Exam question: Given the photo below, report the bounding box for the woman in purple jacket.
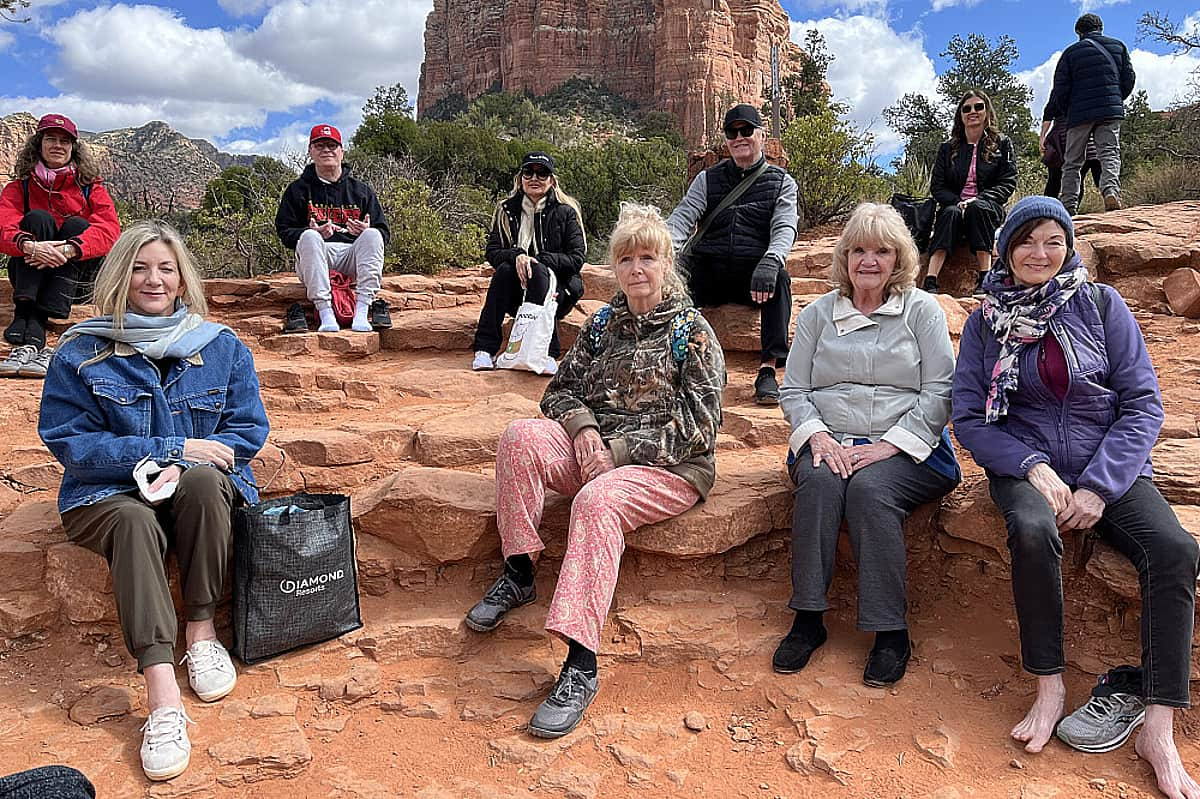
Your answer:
[953,196,1199,799]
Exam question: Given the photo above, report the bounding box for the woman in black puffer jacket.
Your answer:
[471,151,586,374]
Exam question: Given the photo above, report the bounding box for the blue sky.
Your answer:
[0,0,1196,162]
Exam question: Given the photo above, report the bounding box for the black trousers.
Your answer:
[472,262,581,358]
[1045,160,1101,202]
[0,766,95,799]
[8,210,100,319]
[989,473,1198,707]
[686,254,791,366]
[928,199,1005,258]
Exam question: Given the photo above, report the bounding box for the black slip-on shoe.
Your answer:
[772,626,828,674]
[863,641,912,687]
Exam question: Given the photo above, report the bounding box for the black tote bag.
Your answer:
[232,492,363,664]
[889,193,938,253]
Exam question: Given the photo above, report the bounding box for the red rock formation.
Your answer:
[418,0,803,145]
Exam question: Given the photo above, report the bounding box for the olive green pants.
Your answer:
[61,466,239,670]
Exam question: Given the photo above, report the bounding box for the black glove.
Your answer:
[750,257,780,299]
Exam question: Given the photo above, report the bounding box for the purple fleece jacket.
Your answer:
[952,284,1163,504]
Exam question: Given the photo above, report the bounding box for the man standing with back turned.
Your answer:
[1047,13,1136,215]
[668,104,798,406]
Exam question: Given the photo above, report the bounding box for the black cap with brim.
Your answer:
[521,151,555,173]
[723,104,764,133]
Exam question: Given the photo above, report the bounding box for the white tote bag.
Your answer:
[496,269,558,374]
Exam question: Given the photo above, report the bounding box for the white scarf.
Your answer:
[518,194,547,255]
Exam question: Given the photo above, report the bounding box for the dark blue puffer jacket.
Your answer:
[1046,32,1136,128]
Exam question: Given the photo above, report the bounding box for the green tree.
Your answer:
[363,83,414,119]
[190,157,295,277]
[782,29,834,120]
[462,92,559,140]
[782,110,883,228]
[882,93,945,173]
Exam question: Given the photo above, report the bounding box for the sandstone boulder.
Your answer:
[1151,439,1200,504]
[414,393,542,467]
[1164,268,1200,318]
[379,306,477,351]
[273,430,374,467]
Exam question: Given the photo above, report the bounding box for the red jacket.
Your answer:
[0,171,120,260]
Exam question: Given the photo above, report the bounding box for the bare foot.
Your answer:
[1136,706,1200,799]
[1012,674,1066,753]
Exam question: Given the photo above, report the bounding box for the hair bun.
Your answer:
[616,201,664,225]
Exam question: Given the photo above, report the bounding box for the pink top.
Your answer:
[1037,333,1069,402]
[960,143,978,201]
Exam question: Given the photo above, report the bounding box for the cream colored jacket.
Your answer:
[780,287,954,462]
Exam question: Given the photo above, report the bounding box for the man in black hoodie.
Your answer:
[275,123,392,333]
[1046,14,1136,215]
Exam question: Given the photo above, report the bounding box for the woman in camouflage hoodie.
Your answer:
[465,202,726,738]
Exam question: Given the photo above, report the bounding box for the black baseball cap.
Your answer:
[521,152,555,173]
[723,104,764,133]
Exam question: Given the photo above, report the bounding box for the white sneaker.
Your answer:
[317,307,339,333]
[182,639,237,702]
[351,300,371,332]
[472,351,494,371]
[141,706,193,781]
[542,358,558,376]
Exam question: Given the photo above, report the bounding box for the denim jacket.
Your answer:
[39,330,270,514]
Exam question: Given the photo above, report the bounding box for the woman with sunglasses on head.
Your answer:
[471,152,586,375]
[0,114,120,378]
[922,89,1017,297]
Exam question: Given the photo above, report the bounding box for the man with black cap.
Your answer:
[275,123,392,334]
[667,103,798,405]
[1045,13,1135,215]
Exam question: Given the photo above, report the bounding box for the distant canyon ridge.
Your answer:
[0,112,254,212]
[418,0,803,144]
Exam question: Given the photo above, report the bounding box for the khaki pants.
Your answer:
[61,466,240,670]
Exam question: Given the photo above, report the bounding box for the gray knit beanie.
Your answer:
[995,195,1075,266]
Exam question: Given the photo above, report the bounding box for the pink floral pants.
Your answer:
[495,418,701,653]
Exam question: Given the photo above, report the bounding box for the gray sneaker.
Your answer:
[1056,691,1146,753]
[528,666,599,739]
[17,346,53,378]
[464,573,535,632]
[0,345,36,377]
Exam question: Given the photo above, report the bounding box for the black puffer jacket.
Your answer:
[690,158,790,267]
[486,187,586,309]
[1046,32,1135,128]
[930,136,1018,209]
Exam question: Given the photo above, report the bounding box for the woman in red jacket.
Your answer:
[0,114,120,375]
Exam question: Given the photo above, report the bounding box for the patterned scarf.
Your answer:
[33,161,76,191]
[980,251,1089,423]
[60,304,230,359]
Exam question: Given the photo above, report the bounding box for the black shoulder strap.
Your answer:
[22,177,91,214]
[1083,37,1120,80]
[1091,282,1108,323]
[679,159,770,261]
[21,179,28,215]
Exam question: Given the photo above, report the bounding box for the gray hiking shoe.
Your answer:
[464,573,535,632]
[18,346,53,378]
[0,345,36,377]
[528,666,599,739]
[1056,666,1145,753]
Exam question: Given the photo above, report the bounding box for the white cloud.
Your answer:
[930,0,983,12]
[1079,0,1128,12]
[217,0,275,16]
[0,94,273,140]
[1019,47,1200,123]
[791,16,939,157]
[0,30,14,51]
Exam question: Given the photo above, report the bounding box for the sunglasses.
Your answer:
[311,140,341,151]
[724,125,756,140]
[521,167,551,179]
[961,102,986,114]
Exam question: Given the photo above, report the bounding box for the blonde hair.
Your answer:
[494,172,587,251]
[830,203,920,298]
[93,220,208,328]
[608,202,688,300]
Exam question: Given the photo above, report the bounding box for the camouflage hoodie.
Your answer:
[540,292,726,498]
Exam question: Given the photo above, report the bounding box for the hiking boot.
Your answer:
[472,351,495,371]
[17,346,53,379]
[369,298,392,330]
[283,302,308,334]
[528,666,599,739]
[140,706,193,781]
[0,345,36,378]
[863,640,912,687]
[1056,666,1145,753]
[182,639,237,702]
[754,367,779,406]
[464,573,535,632]
[772,626,828,674]
[921,275,938,294]
[3,315,26,346]
[1103,194,1122,212]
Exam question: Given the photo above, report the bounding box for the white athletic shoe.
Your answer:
[182,639,237,702]
[472,351,494,371]
[140,706,193,781]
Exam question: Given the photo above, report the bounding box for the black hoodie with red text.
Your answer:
[275,163,390,249]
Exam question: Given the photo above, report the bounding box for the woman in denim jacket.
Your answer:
[38,221,269,782]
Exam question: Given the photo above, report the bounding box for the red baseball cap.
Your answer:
[37,113,78,140]
[309,124,342,145]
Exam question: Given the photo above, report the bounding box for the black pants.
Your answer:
[928,199,1005,258]
[471,261,579,358]
[989,473,1198,707]
[8,210,100,319]
[0,766,95,799]
[686,255,791,366]
[1045,160,1101,202]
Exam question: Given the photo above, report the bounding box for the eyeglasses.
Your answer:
[521,167,551,179]
[311,140,341,151]
[724,126,756,140]
[961,102,986,114]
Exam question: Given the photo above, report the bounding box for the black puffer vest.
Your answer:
[690,157,788,267]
